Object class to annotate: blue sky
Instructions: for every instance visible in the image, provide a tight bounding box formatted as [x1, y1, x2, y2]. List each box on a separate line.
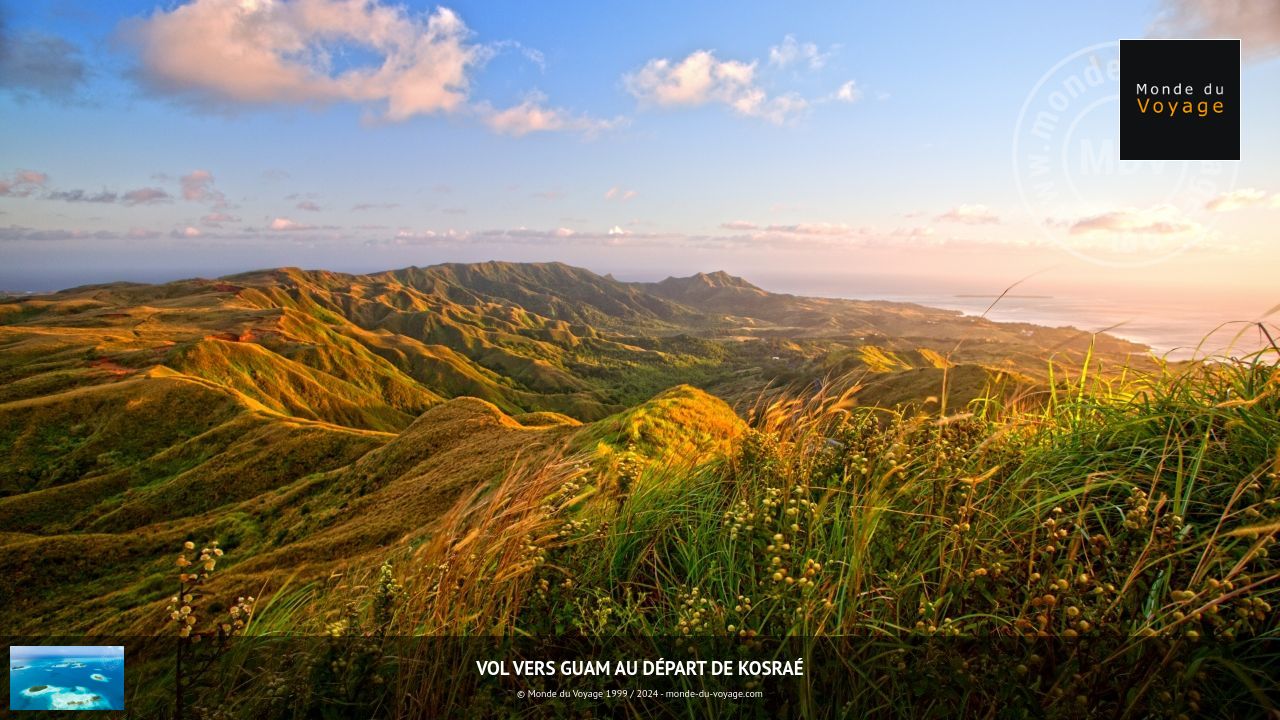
[10, 645, 124, 660]
[1, 0, 1278, 314]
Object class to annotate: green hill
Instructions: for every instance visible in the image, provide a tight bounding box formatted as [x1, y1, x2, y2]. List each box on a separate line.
[0, 261, 1162, 635]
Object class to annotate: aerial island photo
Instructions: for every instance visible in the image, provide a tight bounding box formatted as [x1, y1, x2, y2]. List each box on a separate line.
[8, 646, 124, 711]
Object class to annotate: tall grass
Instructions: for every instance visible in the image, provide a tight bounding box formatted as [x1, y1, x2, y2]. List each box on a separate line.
[221, 350, 1279, 717]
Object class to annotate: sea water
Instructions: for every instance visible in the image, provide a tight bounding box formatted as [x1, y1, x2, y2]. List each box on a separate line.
[856, 293, 1274, 361]
[9, 655, 125, 711]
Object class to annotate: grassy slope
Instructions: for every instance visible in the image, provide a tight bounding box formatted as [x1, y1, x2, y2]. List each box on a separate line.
[0, 378, 743, 635]
[0, 380, 389, 632]
[306, 357, 1276, 638]
[0, 262, 1177, 640]
[231, 357, 1276, 718]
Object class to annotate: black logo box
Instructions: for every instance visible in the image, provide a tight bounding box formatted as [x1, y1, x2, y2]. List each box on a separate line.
[1120, 39, 1240, 160]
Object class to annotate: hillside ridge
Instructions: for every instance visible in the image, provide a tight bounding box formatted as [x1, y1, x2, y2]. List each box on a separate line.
[0, 260, 1158, 633]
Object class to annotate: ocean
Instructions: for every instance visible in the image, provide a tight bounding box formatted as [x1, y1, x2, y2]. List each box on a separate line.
[8, 653, 125, 711]
[853, 293, 1275, 361]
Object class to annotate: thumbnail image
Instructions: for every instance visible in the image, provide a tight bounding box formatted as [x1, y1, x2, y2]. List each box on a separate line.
[9, 646, 124, 711]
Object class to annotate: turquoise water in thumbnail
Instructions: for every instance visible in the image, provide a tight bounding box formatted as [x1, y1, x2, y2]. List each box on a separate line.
[9, 646, 124, 711]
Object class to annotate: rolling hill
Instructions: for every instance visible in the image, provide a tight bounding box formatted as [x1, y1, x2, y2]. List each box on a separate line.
[0, 261, 1155, 633]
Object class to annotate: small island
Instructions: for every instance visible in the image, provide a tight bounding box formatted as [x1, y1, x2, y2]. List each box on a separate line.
[57, 693, 104, 709]
[27, 685, 48, 693]
[90, 673, 109, 682]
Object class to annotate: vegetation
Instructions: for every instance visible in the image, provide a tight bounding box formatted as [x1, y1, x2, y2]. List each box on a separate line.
[1, 262, 1275, 716]
[171, 350, 1277, 718]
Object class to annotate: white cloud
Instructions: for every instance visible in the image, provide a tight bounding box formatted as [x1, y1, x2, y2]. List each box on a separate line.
[124, 1, 482, 122]
[179, 225, 202, 238]
[270, 216, 312, 231]
[180, 169, 226, 206]
[124, 1, 601, 134]
[604, 187, 638, 201]
[768, 35, 835, 70]
[607, 225, 629, 236]
[480, 92, 619, 137]
[832, 80, 861, 103]
[624, 49, 808, 124]
[1067, 205, 1201, 236]
[0, 169, 48, 197]
[937, 204, 999, 225]
[720, 220, 758, 231]
[1150, 0, 1280, 60]
[1205, 188, 1274, 212]
[890, 226, 937, 240]
[201, 211, 240, 226]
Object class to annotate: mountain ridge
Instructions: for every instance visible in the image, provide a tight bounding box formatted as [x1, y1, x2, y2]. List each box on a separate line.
[0, 260, 1156, 633]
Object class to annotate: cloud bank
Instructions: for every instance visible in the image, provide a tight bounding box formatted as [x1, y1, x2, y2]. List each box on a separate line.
[0, 31, 87, 100]
[1150, 0, 1280, 60]
[121, 0, 609, 136]
[624, 49, 809, 124]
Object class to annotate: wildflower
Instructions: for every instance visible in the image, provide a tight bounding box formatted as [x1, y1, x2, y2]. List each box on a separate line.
[183, 541, 195, 550]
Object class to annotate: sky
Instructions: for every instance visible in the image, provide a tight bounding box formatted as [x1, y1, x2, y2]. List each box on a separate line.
[10, 645, 124, 660]
[1, 0, 1278, 329]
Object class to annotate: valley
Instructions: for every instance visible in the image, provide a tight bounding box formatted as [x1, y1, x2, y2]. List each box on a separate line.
[0, 261, 1152, 633]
